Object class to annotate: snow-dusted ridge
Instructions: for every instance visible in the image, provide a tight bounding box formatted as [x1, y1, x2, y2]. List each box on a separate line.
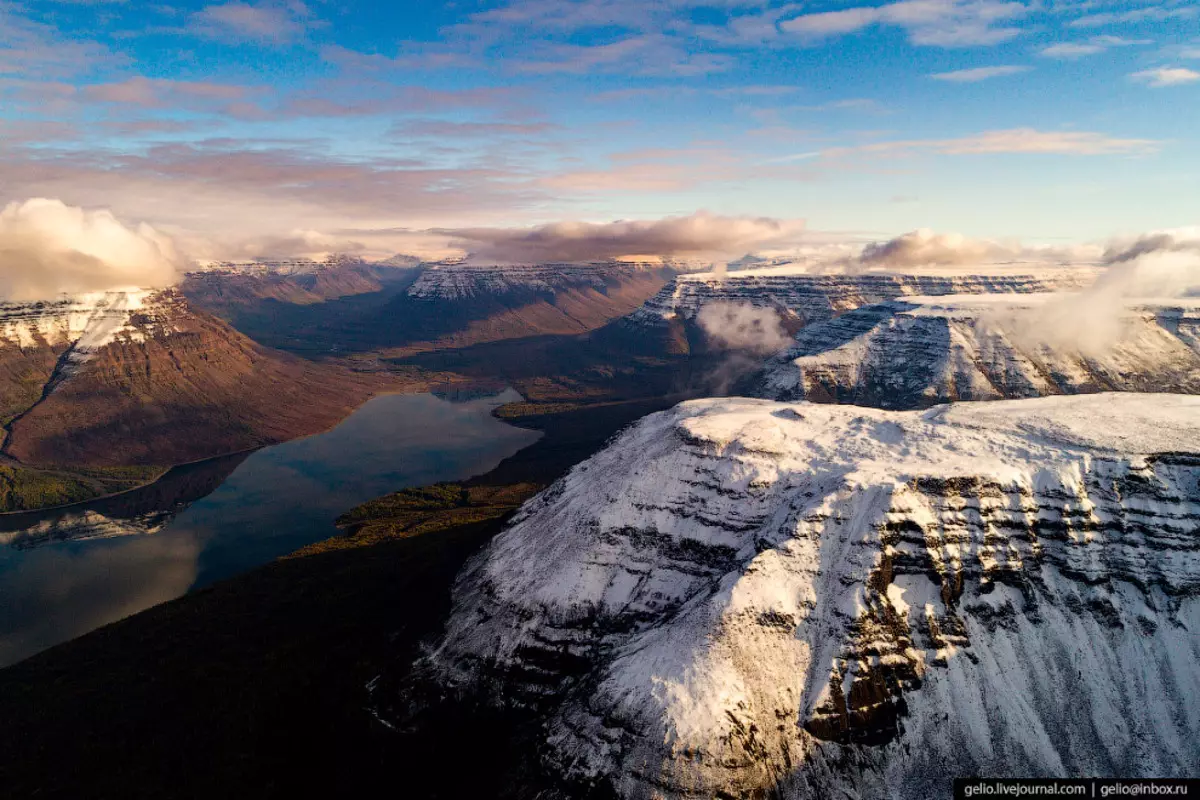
[406, 261, 671, 301]
[759, 294, 1200, 407]
[409, 394, 1200, 798]
[0, 290, 180, 365]
[629, 266, 1100, 327]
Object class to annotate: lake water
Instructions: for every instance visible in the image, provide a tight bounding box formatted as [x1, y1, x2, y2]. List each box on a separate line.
[0, 390, 540, 668]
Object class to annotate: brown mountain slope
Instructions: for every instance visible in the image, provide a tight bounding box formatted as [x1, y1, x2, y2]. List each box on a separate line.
[2, 291, 413, 468]
[382, 270, 672, 356]
[183, 264, 674, 359]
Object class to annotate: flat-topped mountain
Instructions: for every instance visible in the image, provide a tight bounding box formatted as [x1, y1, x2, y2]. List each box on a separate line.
[628, 264, 1099, 329]
[183, 257, 408, 312]
[757, 294, 1200, 407]
[397, 393, 1200, 799]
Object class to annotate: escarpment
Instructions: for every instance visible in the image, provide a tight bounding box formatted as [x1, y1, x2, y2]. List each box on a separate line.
[392, 394, 1200, 799]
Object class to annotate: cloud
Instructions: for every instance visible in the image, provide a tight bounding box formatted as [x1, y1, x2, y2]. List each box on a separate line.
[1102, 227, 1200, 263]
[781, 0, 1031, 47]
[390, 119, 559, 139]
[990, 249, 1200, 357]
[852, 228, 1103, 270]
[822, 128, 1158, 158]
[931, 65, 1030, 81]
[1040, 35, 1149, 59]
[858, 228, 1015, 267]
[438, 212, 806, 264]
[697, 301, 792, 353]
[1068, 5, 1197, 28]
[0, 199, 181, 301]
[188, 1, 314, 45]
[81, 77, 263, 118]
[0, 3, 123, 78]
[1131, 67, 1200, 87]
[1040, 42, 1105, 58]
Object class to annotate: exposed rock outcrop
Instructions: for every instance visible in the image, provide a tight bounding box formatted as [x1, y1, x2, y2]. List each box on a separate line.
[758, 295, 1200, 407]
[401, 394, 1200, 798]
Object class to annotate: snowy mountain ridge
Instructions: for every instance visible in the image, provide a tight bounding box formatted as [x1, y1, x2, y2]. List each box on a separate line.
[406, 393, 1200, 799]
[629, 267, 1100, 327]
[0, 290, 182, 379]
[758, 294, 1200, 408]
[406, 262, 673, 300]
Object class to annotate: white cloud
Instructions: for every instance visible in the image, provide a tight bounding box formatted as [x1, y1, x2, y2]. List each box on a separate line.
[0, 199, 181, 301]
[696, 301, 792, 353]
[188, 1, 314, 45]
[858, 228, 1014, 267]
[930, 65, 1030, 81]
[1102, 227, 1200, 263]
[823, 128, 1158, 158]
[439, 211, 807, 264]
[782, 0, 1031, 48]
[1069, 5, 1197, 28]
[1040, 42, 1105, 58]
[1131, 67, 1200, 87]
[851, 228, 1104, 271]
[1041, 35, 1151, 59]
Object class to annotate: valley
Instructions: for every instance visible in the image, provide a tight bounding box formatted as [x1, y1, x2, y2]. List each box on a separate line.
[1, 256, 1197, 799]
[5, 5, 1197, 797]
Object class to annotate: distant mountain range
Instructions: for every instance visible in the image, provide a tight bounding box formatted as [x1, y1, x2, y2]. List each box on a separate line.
[182, 259, 676, 359]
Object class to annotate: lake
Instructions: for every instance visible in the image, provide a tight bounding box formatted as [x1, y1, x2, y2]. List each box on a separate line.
[0, 390, 540, 668]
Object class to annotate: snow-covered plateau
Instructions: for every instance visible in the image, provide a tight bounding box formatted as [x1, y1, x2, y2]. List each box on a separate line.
[411, 393, 1200, 799]
[759, 294, 1200, 408]
[629, 266, 1099, 328]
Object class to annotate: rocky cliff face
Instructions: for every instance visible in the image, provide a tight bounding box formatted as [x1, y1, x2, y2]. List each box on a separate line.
[403, 394, 1200, 798]
[758, 295, 1200, 408]
[0, 289, 396, 467]
[628, 266, 1098, 328]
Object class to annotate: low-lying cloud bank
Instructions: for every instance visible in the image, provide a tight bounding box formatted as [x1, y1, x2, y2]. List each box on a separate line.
[438, 212, 806, 265]
[697, 302, 792, 353]
[859, 229, 1016, 267]
[986, 249, 1200, 357]
[0, 199, 180, 301]
[852, 228, 1101, 271]
[1102, 227, 1200, 264]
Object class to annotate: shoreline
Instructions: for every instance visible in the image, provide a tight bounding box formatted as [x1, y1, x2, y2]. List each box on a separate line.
[0, 382, 464, 518]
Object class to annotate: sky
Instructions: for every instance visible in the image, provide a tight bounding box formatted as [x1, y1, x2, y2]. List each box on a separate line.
[1, 0, 1199, 261]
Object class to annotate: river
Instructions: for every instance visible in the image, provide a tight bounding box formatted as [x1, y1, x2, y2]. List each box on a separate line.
[0, 390, 540, 668]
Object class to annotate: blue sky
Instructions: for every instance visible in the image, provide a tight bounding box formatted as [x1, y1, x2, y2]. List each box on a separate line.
[1, 0, 1199, 259]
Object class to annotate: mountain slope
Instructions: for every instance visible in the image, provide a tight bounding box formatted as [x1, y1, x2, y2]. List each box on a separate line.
[182, 258, 409, 311]
[183, 262, 675, 359]
[758, 295, 1200, 407]
[0, 290, 402, 468]
[399, 394, 1200, 799]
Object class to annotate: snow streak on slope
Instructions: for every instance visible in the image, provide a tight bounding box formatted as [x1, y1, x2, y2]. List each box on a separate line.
[759, 295, 1200, 408]
[414, 394, 1200, 798]
[0, 290, 163, 351]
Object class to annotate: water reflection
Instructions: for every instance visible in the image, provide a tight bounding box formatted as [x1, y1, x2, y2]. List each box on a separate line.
[0, 390, 539, 668]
